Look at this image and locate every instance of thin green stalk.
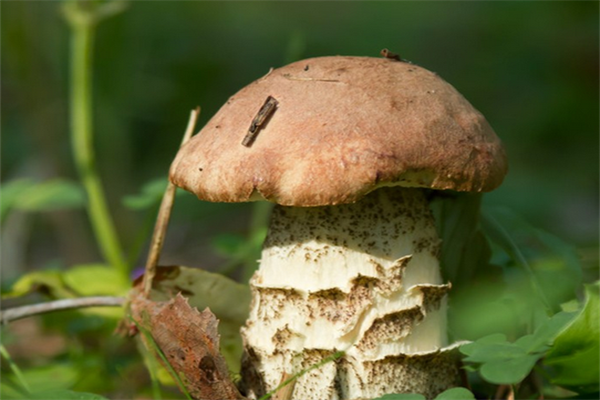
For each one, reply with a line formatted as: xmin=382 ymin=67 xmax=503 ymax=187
xmin=259 ymin=351 xmax=345 ymax=400
xmin=0 ymin=344 xmax=31 ymax=394
xmin=64 ymin=1 xmax=128 ymax=275
xmin=130 ymin=315 xmax=193 ymax=400
xmin=482 ymin=212 xmax=553 ymax=314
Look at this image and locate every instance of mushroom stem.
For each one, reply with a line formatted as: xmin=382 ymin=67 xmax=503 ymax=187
xmin=241 ymin=187 xmax=459 ymax=400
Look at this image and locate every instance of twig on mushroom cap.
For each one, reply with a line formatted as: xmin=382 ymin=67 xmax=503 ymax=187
xmin=380 ymin=48 xmax=401 ymax=61
xmin=142 ymin=107 xmax=200 ymax=297
xmin=242 ymin=96 xmax=279 ymax=147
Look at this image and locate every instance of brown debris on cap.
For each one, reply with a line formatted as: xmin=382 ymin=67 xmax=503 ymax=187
xmin=169 ymin=56 xmax=507 ymax=206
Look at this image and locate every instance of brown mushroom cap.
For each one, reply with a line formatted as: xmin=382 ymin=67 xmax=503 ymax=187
xmin=170 ymin=56 xmax=507 ymax=206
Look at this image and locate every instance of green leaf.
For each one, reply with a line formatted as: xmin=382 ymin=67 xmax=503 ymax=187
xmin=480 ymin=354 xmax=540 ymax=384
xmin=544 ymin=282 xmax=600 ymax=392
xmin=463 ymin=343 xmax=527 ymax=364
xmin=571 ymin=392 xmax=600 ymax=400
xmin=14 ymin=364 xmax=78 ymax=394
xmin=16 ymin=179 xmax=85 ymax=213
xmin=461 ymin=285 xmax=596 ymax=387
xmin=459 ymin=333 xmax=507 ymax=356
xmin=122 ymin=177 xmax=168 ymax=210
xmin=63 ymin=264 xmax=130 ymax=297
xmin=460 ymin=331 xmax=547 ymax=385
xmin=516 ymin=311 xmax=576 ymax=353
xmin=2 ymin=270 xmax=74 ymax=299
xmin=25 ymin=390 xmax=109 ymax=400
xmin=149 ymin=266 xmax=250 ymax=324
xmin=434 ymin=387 xmax=476 ymax=399
xmin=0 ymin=380 xmax=26 ymax=399
xmin=373 ymin=394 xmax=426 ymax=400
xmin=3 ymin=264 xmax=129 ymax=300
xmin=0 ymin=179 xmax=34 ymax=223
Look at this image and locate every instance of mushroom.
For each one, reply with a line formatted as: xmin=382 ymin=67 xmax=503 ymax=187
xmin=169 ymin=56 xmax=507 ymax=400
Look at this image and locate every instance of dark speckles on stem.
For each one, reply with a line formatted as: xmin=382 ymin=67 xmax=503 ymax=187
xmin=357 ymin=307 xmax=424 ymax=352
xmin=262 ymin=187 xmax=439 ymax=264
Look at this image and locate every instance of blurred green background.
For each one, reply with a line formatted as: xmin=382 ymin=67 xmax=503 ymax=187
xmin=2 ymin=1 xmax=598 ymax=282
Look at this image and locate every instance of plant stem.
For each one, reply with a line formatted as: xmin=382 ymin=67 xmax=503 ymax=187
xmin=0 ymin=344 xmax=31 ymax=394
xmin=130 ymin=316 xmax=193 ymax=400
xmin=0 ymin=296 xmax=125 ymax=324
xmin=65 ymin=1 xmax=128 ymax=274
xmin=259 ymin=351 xmax=345 ymax=400
xmin=142 ymin=107 xmax=200 ymax=297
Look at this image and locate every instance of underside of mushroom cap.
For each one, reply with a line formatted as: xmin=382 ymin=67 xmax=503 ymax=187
xmin=170 ymin=56 xmax=507 ymax=206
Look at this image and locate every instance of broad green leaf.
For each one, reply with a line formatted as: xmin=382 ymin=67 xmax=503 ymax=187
xmin=63 ymin=264 xmax=130 ymax=297
xmin=0 ymin=179 xmax=34 ymax=223
xmin=365 ymin=388 xmax=475 ymax=400
xmin=463 ymin=343 xmax=526 ymax=364
xmin=459 ymin=333 xmax=507 ymax=356
xmin=545 ymin=346 xmax=600 ymax=391
xmin=373 ymin=394 xmax=425 ymax=400
xmin=434 ymin=387 xmax=476 ymax=399
xmin=122 ymin=177 xmax=168 ymax=210
xmin=14 ymin=364 xmax=78 ymax=394
xmin=25 ymin=390 xmax=109 ymax=400
xmin=61 ymin=264 xmax=129 ymax=318
xmin=544 ymin=282 xmax=600 ymax=392
xmin=148 ymin=266 xmax=250 ymax=324
xmin=2 ymin=270 xmax=74 ymax=299
xmin=480 ymin=354 xmax=540 ymax=384
xmin=2 ymin=266 xmax=127 ymax=318
xmin=461 ymin=332 xmax=546 ymax=385
xmin=516 ymin=311 xmax=576 ymax=353
xmin=0 ymin=380 xmax=26 ymax=399
xmin=570 ymin=392 xmax=600 ymax=400
xmin=513 ymin=334 xmax=537 ymax=352
xmin=3 ymin=265 xmax=129 ymax=299
xmin=16 ymin=179 xmax=85 ymax=213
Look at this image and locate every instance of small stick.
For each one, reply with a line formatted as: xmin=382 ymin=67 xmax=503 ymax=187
xmin=142 ymin=107 xmax=200 ymax=297
xmin=380 ymin=48 xmax=401 ymax=61
xmin=242 ymin=96 xmax=278 ymax=147
xmin=0 ymin=296 xmax=125 ymax=325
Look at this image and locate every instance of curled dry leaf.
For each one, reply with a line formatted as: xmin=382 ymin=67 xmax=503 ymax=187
xmin=130 ymin=265 xmax=251 ymax=371
xmin=129 ymin=291 xmax=245 ymax=400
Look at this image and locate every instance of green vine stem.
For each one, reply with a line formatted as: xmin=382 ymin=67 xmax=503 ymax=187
xmin=63 ymin=0 xmax=128 ymax=275
xmin=0 ymin=344 xmax=31 ymax=394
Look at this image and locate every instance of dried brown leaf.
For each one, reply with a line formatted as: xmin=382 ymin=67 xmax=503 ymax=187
xmin=129 ymin=291 xmax=245 ymax=400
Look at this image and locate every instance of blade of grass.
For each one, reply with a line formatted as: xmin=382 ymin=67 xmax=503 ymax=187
xmin=134 ymin=338 xmax=163 ymax=400
xmin=0 ymin=343 xmax=31 ymax=394
xmin=130 ymin=315 xmax=193 ymax=400
xmin=481 ymin=211 xmax=552 ymax=313
xmin=259 ymin=351 xmax=345 ymax=400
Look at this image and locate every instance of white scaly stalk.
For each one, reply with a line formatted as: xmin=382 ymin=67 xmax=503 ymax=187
xmin=241 ymin=187 xmax=459 ymax=400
